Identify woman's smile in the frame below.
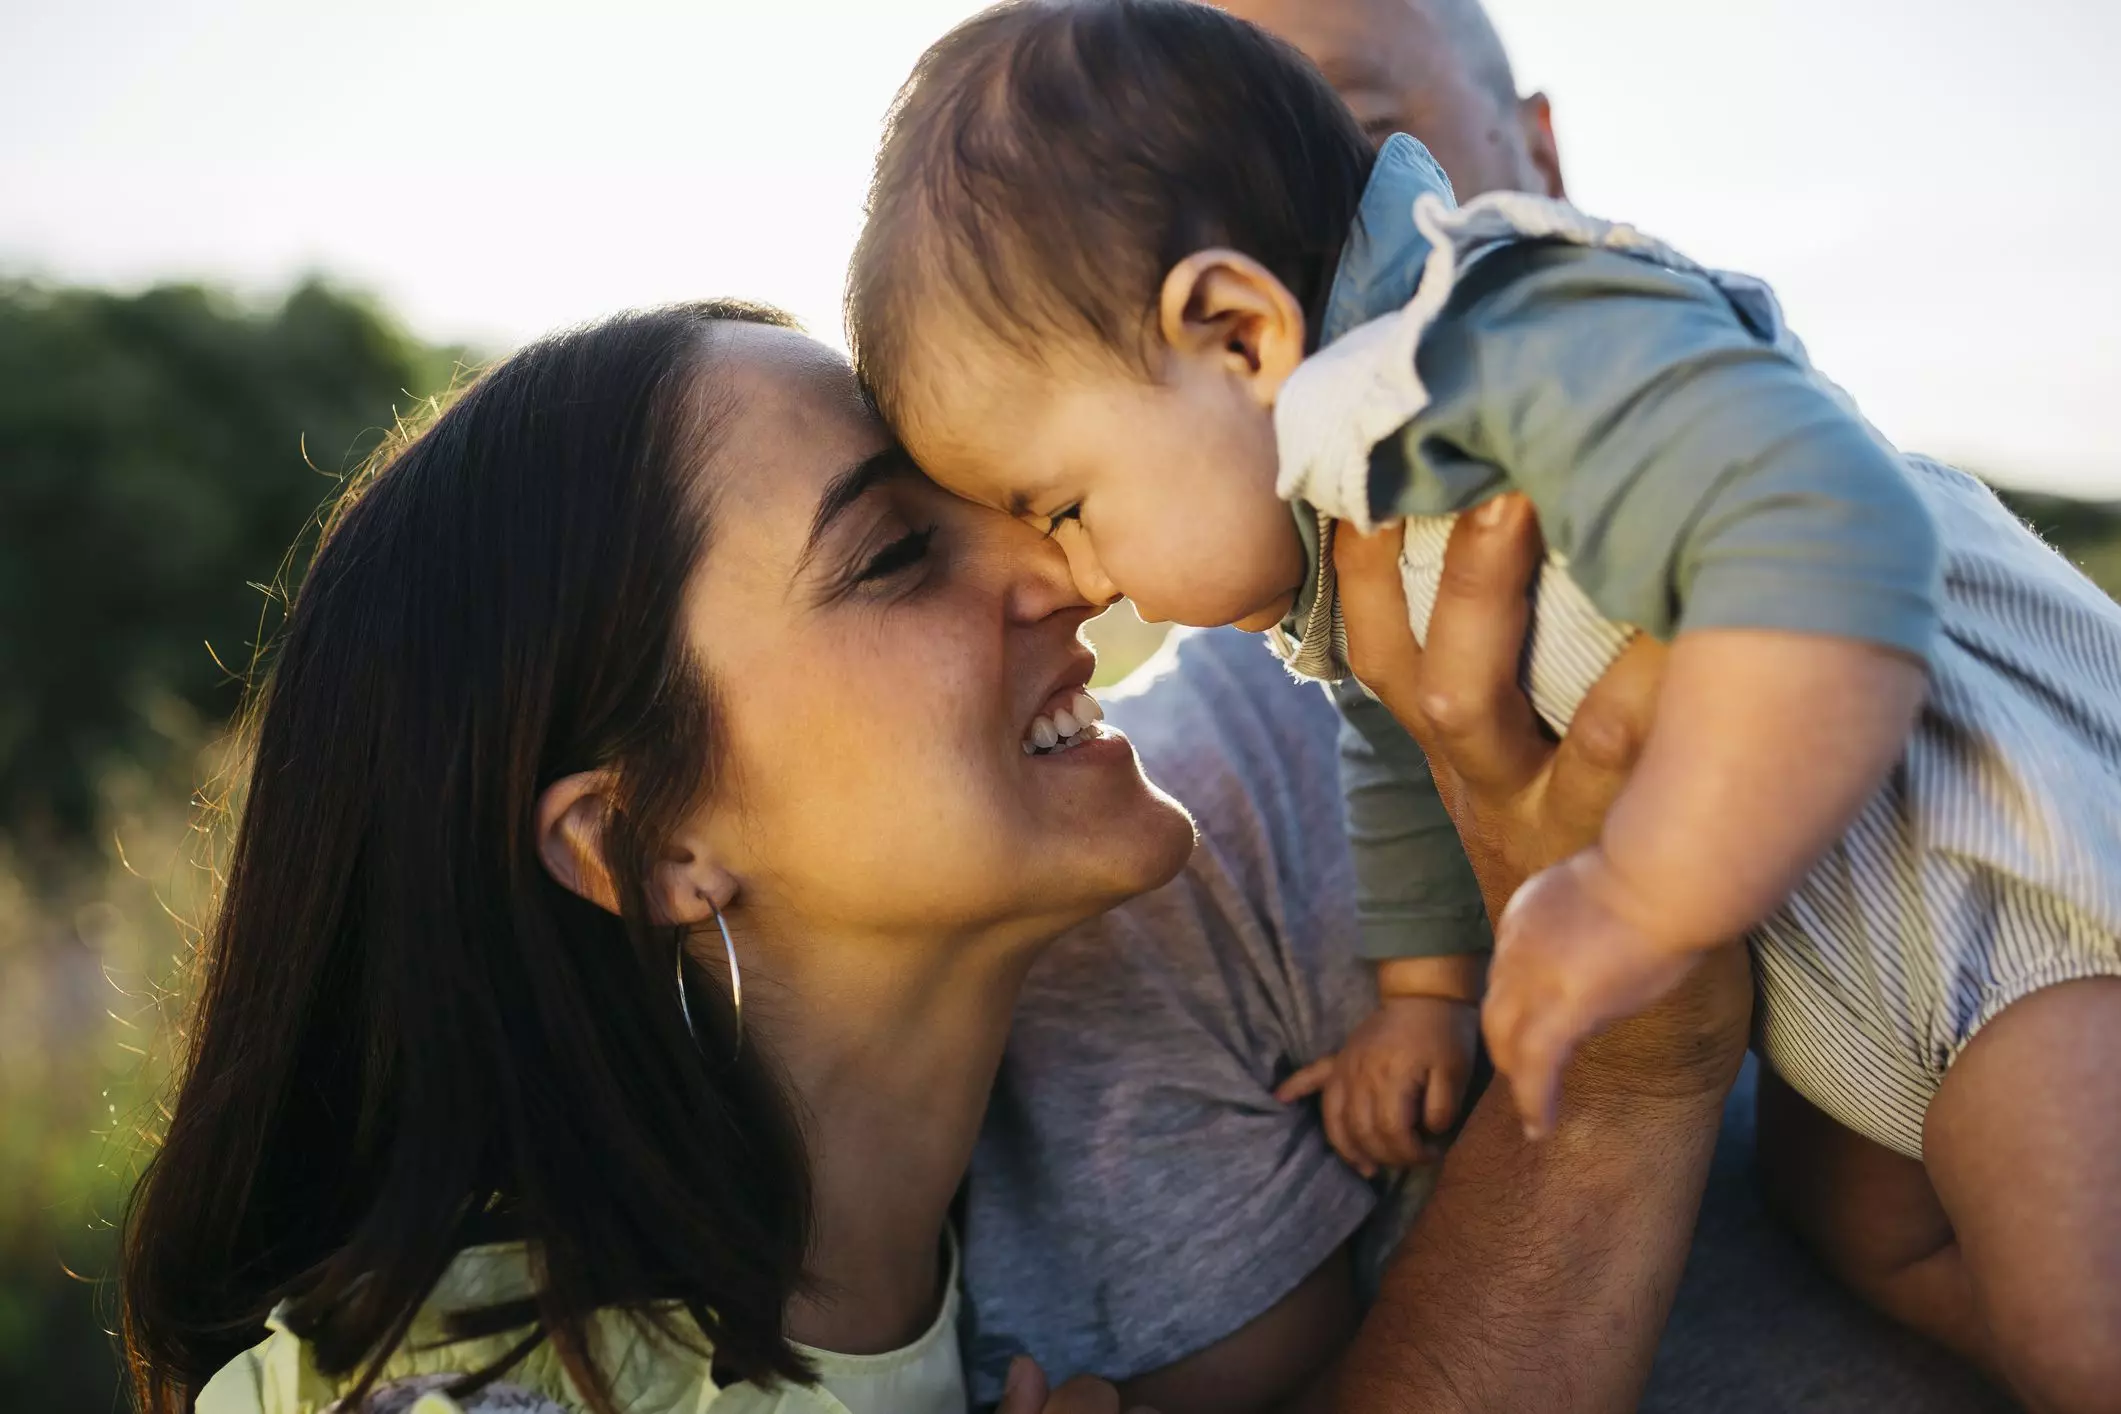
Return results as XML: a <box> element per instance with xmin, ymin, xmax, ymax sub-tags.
<box><xmin>1017</xmin><ymin>645</ymin><xmax>1109</xmax><ymax>756</ymax></box>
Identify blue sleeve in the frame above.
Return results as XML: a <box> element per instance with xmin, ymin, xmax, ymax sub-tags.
<box><xmin>1333</xmin><ymin>679</ymin><xmax>1491</xmax><ymax>959</ymax></box>
<box><xmin>1383</xmin><ymin>243</ymin><xmax>1943</xmax><ymax>659</ymax></box>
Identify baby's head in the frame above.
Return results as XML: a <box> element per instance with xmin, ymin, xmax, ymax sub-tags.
<box><xmin>846</xmin><ymin>0</ymin><xmax>1374</xmax><ymax>630</ymax></box>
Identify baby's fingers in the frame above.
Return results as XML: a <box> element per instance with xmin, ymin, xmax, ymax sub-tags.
<box><xmin>1506</xmin><ymin>1010</ymin><xmax>1584</xmax><ymax>1141</ymax></box>
<box><xmin>1481</xmin><ymin>983</ymin><xmax>1528</xmax><ymax>1084</ymax></box>
<box><xmin>1422</xmin><ymin>1067</ymin><xmax>1465</xmax><ymax>1137</ymax></box>
<box><xmin>1321</xmin><ymin>1072</ymin><xmax>1360</xmax><ymax>1170</ymax></box>
<box><xmin>1482</xmin><ymin>982</ymin><xmax>1546</xmax><ymax>1132</ymax></box>
<box><xmin>1373</xmin><ymin>1077</ymin><xmax>1428</xmax><ymax>1168</ymax></box>
<box><xmin>1274</xmin><ymin>1056</ymin><xmax>1337</xmax><ymax>1104</ymax></box>
<box><xmin>1345</xmin><ymin>1079</ymin><xmax>1396</xmax><ymax>1178</ymax></box>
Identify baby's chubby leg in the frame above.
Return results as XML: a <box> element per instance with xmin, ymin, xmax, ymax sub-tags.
<box><xmin>1925</xmin><ymin>977</ymin><xmax>2121</xmax><ymax>1414</ymax></box>
<box><xmin>1755</xmin><ymin>1068</ymin><xmax>1990</xmax><ymax>1365</ymax></box>
<box><xmin>1761</xmin><ymin>980</ymin><xmax>2121</xmax><ymax>1414</ymax></box>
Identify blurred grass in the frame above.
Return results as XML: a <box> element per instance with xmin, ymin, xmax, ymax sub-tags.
<box><xmin>0</xmin><ymin>758</ymin><xmax>210</xmax><ymax>1410</ymax></box>
<box><xmin>1086</xmin><ymin>602</ymin><xmax>1174</xmax><ymax>686</ymax></box>
<box><xmin>0</xmin><ymin>276</ymin><xmax>446</xmax><ymax>1408</ymax></box>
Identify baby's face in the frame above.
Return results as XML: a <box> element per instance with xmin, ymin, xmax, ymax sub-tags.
<box><xmin>898</xmin><ymin>335</ymin><xmax>1308</xmax><ymax>632</ymax></box>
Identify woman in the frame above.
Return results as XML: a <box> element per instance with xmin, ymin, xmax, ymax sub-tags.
<box><xmin>121</xmin><ymin>300</ymin><xmax>1745</xmax><ymax>1414</ymax></box>
<box><xmin>122</xmin><ymin>301</ymin><xmax>1196</xmax><ymax>1414</ymax></box>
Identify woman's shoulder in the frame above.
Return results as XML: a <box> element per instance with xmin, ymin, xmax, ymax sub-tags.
<box><xmin>192</xmin><ymin>1244</ymin><xmax>852</xmax><ymax>1414</ymax></box>
<box><xmin>199</xmin><ymin>1351</ymin><xmax>573</xmax><ymax>1414</ymax></box>
<box><xmin>194</xmin><ymin>1314</ymin><xmax>576</xmax><ymax>1414</ymax></box>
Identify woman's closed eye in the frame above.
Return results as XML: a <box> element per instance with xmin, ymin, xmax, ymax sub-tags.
<box><xmin>1043</xmin><ymin>503</ymin><xmax>1081</xmax><ymax>538</ymax></box>
<box><xmin>855</xmin><ymin>524</ymin><xmax>937</xmax><ymax>584</ymax></box>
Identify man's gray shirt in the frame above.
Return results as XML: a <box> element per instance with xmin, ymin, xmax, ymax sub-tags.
<box><xmin>960</xmin><ymin>626</ymin><xmax>1379</xmax><ymax>1400</ymax></box>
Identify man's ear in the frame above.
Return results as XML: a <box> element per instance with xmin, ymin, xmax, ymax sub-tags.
<box><xmin>1518</xmin><ymin>91</ymin><xmax>1566</xmax><ymax>200</ymax></box>
<box><xmin>1156</xmin><ymin>249</ymin><xmax>1307</xmax><ymax>405</ymax></box>
<box><xmin>535</xmin><ymin>772</ymin><xmax>739</xmax><ymax>926</ymax></box>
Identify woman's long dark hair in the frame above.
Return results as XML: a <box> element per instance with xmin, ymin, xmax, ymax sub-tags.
<box><xmin>120</xmin><ymin>302</ymin><xmax>815</xmax><ymax>1413</ymax></box>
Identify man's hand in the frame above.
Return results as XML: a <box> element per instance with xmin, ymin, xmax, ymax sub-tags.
<box><xmin>1332</xmin><ymin>498</ymin><xmax>1666</xmax><ymax>911</ymax></box>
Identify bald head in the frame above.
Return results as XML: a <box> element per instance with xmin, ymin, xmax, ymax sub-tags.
<box><xmin>1218</xmin><ymin>0</ymin><xmax>1564</xmax><ymax>200</ymax></box>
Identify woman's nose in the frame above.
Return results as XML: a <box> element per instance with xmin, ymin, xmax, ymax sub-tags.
<box><xmin>997</xmin><ymin>517</ymin><xmax>1101</xmax><ymax>624</ymax></box>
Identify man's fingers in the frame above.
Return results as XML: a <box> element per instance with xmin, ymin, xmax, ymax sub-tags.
<box><xmin>1274</xmin><ymin>1057</ymin><xmax>1336</xmax><ymax>1104</ymax></box>
<box><xmin>1333</xmin><ymin>520</ymin><xmax>1425</xmax><ymax>706</ymax></box>
<box><xmin>1548</xmin><ymin>634</ymin><xmax>1666</xmax><ymax>851</ymax></box>
<box><xmin>1405</xmin><ymin>496</ymin><xmax>1549</xmax><ymax>795</ymax></box>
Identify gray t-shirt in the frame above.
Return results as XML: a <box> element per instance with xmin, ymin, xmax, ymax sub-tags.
<box><xmin>958</xmin><ymin>626</ymin><xmax>1380</xmax><ymax>1400</ymax></box>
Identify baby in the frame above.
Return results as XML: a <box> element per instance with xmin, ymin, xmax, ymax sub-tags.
<box><xmin>847</xmin><ymin>0</ymin><xmax>2121</xmax><ymax>1392</ymax></box>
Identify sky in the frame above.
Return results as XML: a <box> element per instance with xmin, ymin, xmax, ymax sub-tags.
<box><xmin>5</xmin><ymin>0</ymin><xmax>2117</xmax><ymax>494</ymax></box>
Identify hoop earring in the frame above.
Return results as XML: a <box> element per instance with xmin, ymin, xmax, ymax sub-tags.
<box><xmin>716</xmin><ymin>905</ymin><xmax>744</xmax><ymax>1053</ymax></box>
<box><xmin>675</xmin><ymin>907</ymin><xmax>743</xmax><ymax>1056</ymax></box>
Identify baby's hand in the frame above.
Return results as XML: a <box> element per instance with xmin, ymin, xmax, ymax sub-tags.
<box><xmin>1483</xmin><ymin>848</ymin><xmax>1703</xmax><ymax>1140</ymax></box>
<box><xmin>1275</xmin><ymin>995</ymin><xmax>1478</xmax><ymax>1178</ymax></box>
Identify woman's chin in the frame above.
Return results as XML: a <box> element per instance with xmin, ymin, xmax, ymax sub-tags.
<box><xmin>1017</xmin><ymin>724</ymin><xmax>1197</xmax><ymax>903</ymax></box>
<box><xmin>1077</xmin><ymin>773</ymin><xmax>1199</xmax><ymax>902</ymax></box>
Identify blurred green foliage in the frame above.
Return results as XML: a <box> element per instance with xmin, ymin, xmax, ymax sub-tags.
<box><xmin>0</xmin><ymin>277</ymin><xmax>465</xmax><ymax>854</ymax></box>
<box><xmin>0</xmin><ymin>278</ymin><xmax>463</xmax><ymax>1410</ymax></box>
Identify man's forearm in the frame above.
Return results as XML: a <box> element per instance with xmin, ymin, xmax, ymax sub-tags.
<box><xmin>1334</xmin><ymin>973</ymin><xmax>1742</xmax><ymax>1414</ymax></box>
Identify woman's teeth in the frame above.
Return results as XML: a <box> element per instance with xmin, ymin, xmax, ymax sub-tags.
<box><xmin>1023</xmin><ymin>690</ymin><xmax>1106</xmax><ymax>755</ymax></box>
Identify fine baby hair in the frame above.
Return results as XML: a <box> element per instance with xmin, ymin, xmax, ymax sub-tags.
<box><xmin>846</xmin><ymin>0</ymin><xmax>1376</xmax><ymax>422</ymax></box>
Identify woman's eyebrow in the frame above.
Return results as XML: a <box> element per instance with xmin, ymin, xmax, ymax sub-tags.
<box><xmin>798</xmin><ymin>445</ymin><xmax>915</xmax><ymax>572</ymax></box>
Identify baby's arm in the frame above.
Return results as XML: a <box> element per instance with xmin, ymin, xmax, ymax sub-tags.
<box><xmin>1278</xmin><ymin>683</ymin><xmax>1488</xmax><ymax>1172</ymax></box>
<box><xmin>1332</xmin><ymin>679</ymin><xmax>1490</xmax><ymax>959</ymax></box>
<box><xmin>1597</xmin><ymin>629</ymin><xmax>1926</xmax><ymax>954</ymax></box>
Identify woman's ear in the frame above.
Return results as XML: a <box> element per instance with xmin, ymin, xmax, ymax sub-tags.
<box><xmin>536</xmin><ymin>772</ymin><xmax>624</xmax><ymax>914</ymax></box>
<box><xmin>535</xmin><ymin>771</ymin><xmax>742</xmax><ymax>927</ymax></box>
<box><xmin>646</xmin><ymin>842</ymin><xmax>739</xmax><ymax>931</ymax></box>
<box><xmin>1156</xmin><ymin>249</ymin><xmax>1307</xmax><ymax>405</ymax></box>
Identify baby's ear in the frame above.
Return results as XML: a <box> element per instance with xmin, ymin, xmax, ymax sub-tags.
<box><xmin>1157</xmin><ymin>249</ymin><xmax>1306</xmax><ymax>404</ymax></box>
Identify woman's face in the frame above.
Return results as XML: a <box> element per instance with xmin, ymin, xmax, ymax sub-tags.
<box><xmin>683</xmin><ymin>323</ymin><xmax>1195</xmax><ymax>953</ymax></box>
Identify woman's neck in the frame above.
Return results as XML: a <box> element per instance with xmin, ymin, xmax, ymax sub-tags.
<box><xmin>747</xmin><ymin>920</ymin><xmax>1039</xmax><ymax>1356</ymax></box>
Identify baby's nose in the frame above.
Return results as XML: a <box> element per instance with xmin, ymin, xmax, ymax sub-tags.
<box><xmin>1062</xmin><ymin>540</ymin><xmax>1121</xmax><ymax>608</ymax></box>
